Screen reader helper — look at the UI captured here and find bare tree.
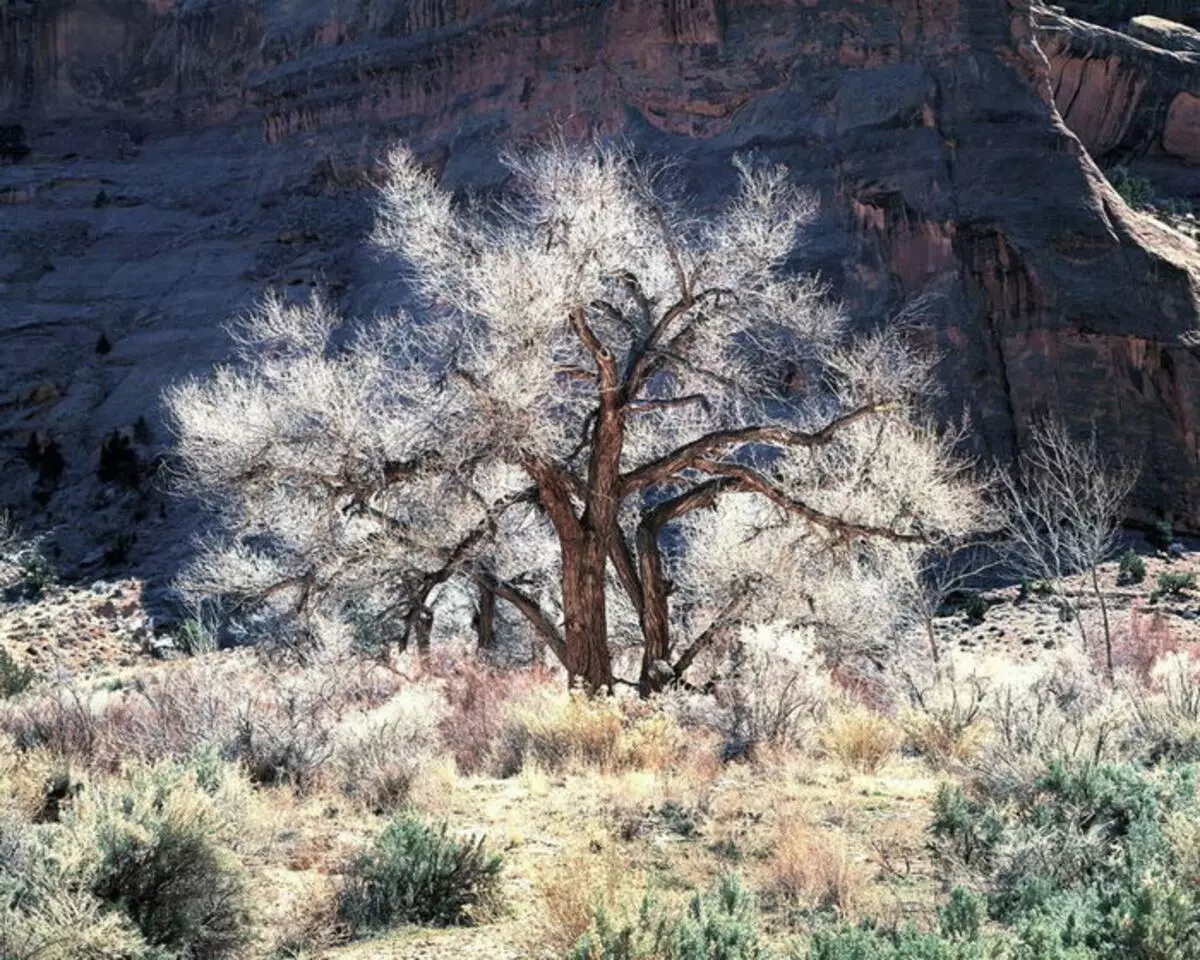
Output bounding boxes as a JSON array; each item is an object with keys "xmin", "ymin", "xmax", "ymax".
[
  {"xmin": 167, "ymin": 141, "xmax": 985, "ymax": 693},
  {"xmin": 898, "ymin": 540, "xmax": 1001, "ymax": 664},
  {"xmin": 998, "ymin": 418, "xmax": 1137, "ymax": 679}
]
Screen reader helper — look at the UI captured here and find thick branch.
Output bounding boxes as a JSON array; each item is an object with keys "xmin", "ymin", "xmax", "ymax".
[
  {"xmin": 621, "ymin": 402, "xmax": 895, "ymax": 493},
  {"xmin": 475, "ymin": 571, "xmax": 568, "ymax": 667},
  {"xmin": 524, "ymin": 457, "xmax": 584, "ymax": 542},
  {"xmin": 693, "ymin": 459, "xmax": 926, "ymax": 544}
]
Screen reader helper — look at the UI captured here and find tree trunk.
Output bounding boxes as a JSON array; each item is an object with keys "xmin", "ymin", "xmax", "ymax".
[
  {"xmin": 475, "ymin": 582, "xmax": 496, "ymax": 652},
  {"xmin": 924, "ymin": 615, "xmax": 941, "ymax": 664},
  {"xmin": 406, "ymin": 604, "xmax": 433, "ymax": 656},
  {"xmin": 636, "ymin": 524, "xmax": 672, "ymax": 695},
  {"xmin": 1092, "ymin": 566, "xmax": 1114, "ymax": 681},
  {"xmin": 561, "ymin": 535, "xmax": 615, "ymax": 692}
]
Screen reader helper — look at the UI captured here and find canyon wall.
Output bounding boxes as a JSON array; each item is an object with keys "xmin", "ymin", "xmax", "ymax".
[{"xmin": 2, "ymin": 0, "xmax": 1199, "ymax": 583}]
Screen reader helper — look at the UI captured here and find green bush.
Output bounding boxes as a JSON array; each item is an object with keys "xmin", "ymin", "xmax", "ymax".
[
  {"xmin": 928, "ymin": 761, "xmax": 1200, "ymax": 960},
  {"xmin": 176, "ymin": 616, "xmax": 218, "ymax": 656},
  {"xmin": 809, "ymin": 925, "xmax": 990, "ymax": 960},
  {"xmin": 937, "ymin": 888, "xmax": 987, "ymax": 942},
  {"xmin": 569, "ymin": 874, "xmax": 781, "ymax": 960},
  {"xmin": 1116, "ymin": 549, "xmax": 1146, "ymax": 585},
  {"xmin": 929, "ymin": 783, "xmax": 1004, "ymax": 870},
  {"xmin": 1, "ymin": 759, "xmax": 252, "ymax": 960},
  {"xmin": 0, "ymin": 646, "xmax": 34, "ymax": 699},
  {"xmin": 17, "ymin": 553, "xmax": 55, "ymax": 601},
  {"xmin": 1108, "ymin": 166, "xmax": 1154, "ymax": 209},
  {"xmin": 70, "ymin": 761, "xmax": 253, "ymax": 959},
  {"xmin": 1149, "ymin": 519, "xmax": 1174, "ymax": 552},
  {"xmin": 338, "ymin": 817, "xmax": 502, "ymax": 935},
  {"xmin": 1155, "ymin": 571, "xmax": 1195, "ymax": 598}
]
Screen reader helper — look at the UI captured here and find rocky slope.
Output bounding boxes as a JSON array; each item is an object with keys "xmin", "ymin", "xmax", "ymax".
[{"xmin": 2, "ymin": 0, "xmax": 1200, "ymax": 593}]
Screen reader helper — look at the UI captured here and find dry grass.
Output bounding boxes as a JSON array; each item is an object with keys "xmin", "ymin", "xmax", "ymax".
[
  {"xmin": 504, "ymin": 687, "xmax": 695, "ymax": 776},
  {"xmin": 0, "ymin": 649, "xmax": 951, "ymax": 959},
  {"xmin": 900, "ymin": 709, "xmax": 992, "ymax": 768},
  {"xmin": 270, "ymin": 877, "xmax": 350, "ymax": 957},
  {"xmin": 526, "ymin": 849, "xmax": 635, "ymax": 958},
  {"xmin": 0, "ymin": 741, "xmax": 66, "ymax": 821},
  {"xmin": 769, "ymin": 826, "xmax": 865, "ymax": 916},
  {"xmin": 819, "ymin": 706, "xmax": 901, "ymax": 774}
]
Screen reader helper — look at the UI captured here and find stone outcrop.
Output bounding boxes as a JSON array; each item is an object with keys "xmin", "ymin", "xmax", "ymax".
[
  {"xmin": 2, "ymin": 0, "xmax": 1200, "ymax": 585},
  {"xmin": 1038, "ymin": 9, "xmax": 1200, "ymax": 164},
  {"xmin": 1056, "ymin": 1, "xmax": 1200, "ymax": 31},
  {"xmin": 1128, "ymin": 15, "xmax": 1200, "ymax": 54}
]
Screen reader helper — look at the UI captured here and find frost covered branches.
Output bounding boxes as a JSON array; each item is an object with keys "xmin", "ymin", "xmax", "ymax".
[{"xmin": 168, "ymin": 141, "xmax": 985, "ymax": 692}]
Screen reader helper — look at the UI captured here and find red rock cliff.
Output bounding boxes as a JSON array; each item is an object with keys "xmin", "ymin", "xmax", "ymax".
[{"xmin": 2, "ymin": 0, "xmax": 1199, "ymax": 573}]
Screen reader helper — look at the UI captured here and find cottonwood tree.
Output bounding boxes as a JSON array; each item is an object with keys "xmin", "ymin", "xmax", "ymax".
[
  {"xmin": 168, "ymin": 142, "xmax": 984, "ymax": 693},
  {"xmin": 999, "ymin": 418, "xmax": 1137, "ymax": 679}
]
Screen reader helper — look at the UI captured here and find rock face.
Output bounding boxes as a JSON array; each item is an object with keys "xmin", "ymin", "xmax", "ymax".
[
  {"xmin": 1039, "ymin": 9, "xmax": 1200, "ymax": 164},
  {"xmin": 2, "ymin": 0, "xmax": 1200, "ymax": 587},
  {"xmin": 1056, "ymin": 1, "xmax": 1200, "ymax": 31},
  {"xmin": 1127, "ymin": 15, "xmax": 1200, "ymax": 54}
]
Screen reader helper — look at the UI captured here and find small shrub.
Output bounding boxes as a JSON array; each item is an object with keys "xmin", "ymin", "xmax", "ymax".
[
  {"xmin": 715, "ymin": 640, "xmax": 831, "ymax": 758},
  {"xmin": 1108, "ymin": 165, "xmax": 1154, "ymax": 209},
  {"xmin": 623, "ymin": 706, "xmax": 690, "ymax": 772},
  {"xmin": 271, "ymin": 880, "xmax": 350, "ymax": 957},
  {"xmin": 333, "ymin": 691, "xmax": 442, "ymax": 813},
  {"xmin": 337, "ymin": 817, "xmax": 502, "ymax": 935},
  {"xmin": 1117, "ymin": 549, "xmax": 1146, "ymax": 585},
  {"xmin": 1130, "ymin": 655, "xmax": 1200, "ymax": 763},
  {"xmin": 930, "ymin": 760, "xmax": 1200, "ymax": 960},
  {"xmin": 820, "ymin": 708, "xmax": 900, "ymax": 774},
  {"xmin": 233, "ymin": 686, "xmax": 335, "ymax": 791},
  {"xmin": 97, "ymin": 430, "xmax": 141, "ymax": 487},
  {"xmin": 568, "ymin": 873, "xmax": 776, "ymax": 960},
  {"xmin": 0, "ymin": 743, "xmax": 64, "ymax": 821},
  {"xmin": 930, "ymin": 782, "xmax": 1005, "ymax": 870},
  {"xmin": 435, "ymin": 659, "xmax": 551, "ymax": 775},
  {"xmin": 0, "ymin": 882, "xmax": 152, "ymax": 960},
  {"xmin": 529, "ymin": 850, "xmax": 627, "ymax": 958},
  {"xmin": 68, "ymin": 760, "xmax": 253, "ymax": 958},
  {"xmin": 1155, "ymin": 571, "xmax": 1195, "ymax": 598},
  {"xmin": 17, "ymin": 553, "xmax": 55, "ymax": 601},
  {"xmin": 962, "ymin": 593, "xmax": 986, "ymax": 626},
  {"xmin": 809, "ymin": 925, "xmax": 990, "ymax": 959},
  {"xmin": 979, "ymin": 661, "xmax": 1125, "ymax": 783},
  {"xmin": 176, "ymin": 616, "xmax": 219, "ymax": 655},
  {"xmin": 937, "ymin": 887, "xmax": 987, "ymax": 942},
  {"xmin": 900, "ymin": 671, "xmax": 990, "ymax": 769},
  {"xmin": 0, "ymin": 647, "xmax": 34, "ymax": 699},
  {"xmin": 1149, "ymin": 519, "xmax": 1174, "ymax": 552},
  {"xmin": 658, "ymin": 800, "xmax": 701, "ymax": 838},
  {"xmin": 1108, "ymin": 605, "xmax": 1187, "ymax": 683}
]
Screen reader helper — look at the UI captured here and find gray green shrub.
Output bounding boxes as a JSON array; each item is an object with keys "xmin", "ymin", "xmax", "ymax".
[{"xmin": 338, "ymin": 817, "xmax": 502, "ymax": 935}]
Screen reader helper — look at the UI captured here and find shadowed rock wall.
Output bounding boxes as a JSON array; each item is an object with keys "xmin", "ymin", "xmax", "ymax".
[{"xmin": 2, "ymin": 0, "xmax": 1199, "ymax": 584}]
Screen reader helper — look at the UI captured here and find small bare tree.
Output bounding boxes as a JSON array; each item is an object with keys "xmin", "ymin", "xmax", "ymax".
[
  {"xmin": 898, "ymin": 540, "xmax": 1001, "ymax": 664},
  {"xmin": 998, "ymin": 418, "xmax": 1137, "ymax": 679},
  {"xmin": 167, "ymin": 141, "xmax": 985, "ymax": 693}
]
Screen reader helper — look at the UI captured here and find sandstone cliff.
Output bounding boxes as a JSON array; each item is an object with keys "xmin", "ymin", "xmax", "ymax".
[
  {"xmin": 2, "ymin": 0, "xmax": 1199, "ymax": 586},
  {"xmin": 1039, "ymin": 9, "xmax": 1200, "ymax": 164}
]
